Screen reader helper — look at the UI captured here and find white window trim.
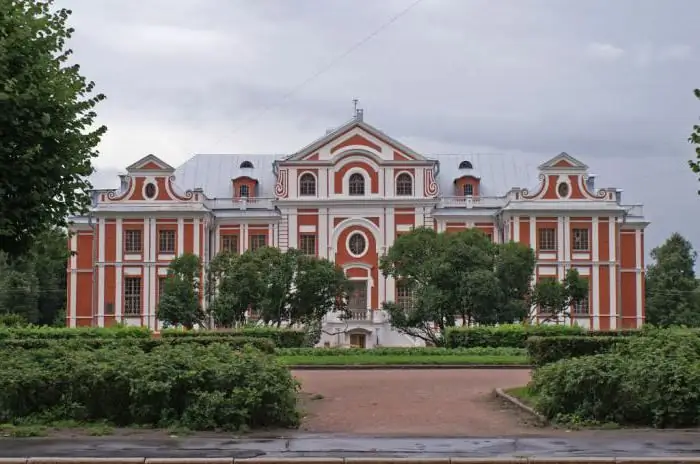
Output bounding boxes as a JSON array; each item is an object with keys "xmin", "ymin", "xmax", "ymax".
[
  {"xmin": 346, "ymin": 230, "xmax": 370, "ymax": 258},
  {"xmin": 344, "ymin": 167, "xmax": 370, "ymax": 196},
  {"xmin": 395, "ymin": 171, "xmax": 414, "ymax": 196},
  {"xmin": 298, "ymin": 171, "xmax": 318, "ymax": 197},
  {"xmin": 142, "ymin": 176, "xmax": 159, "ymax": 201}
]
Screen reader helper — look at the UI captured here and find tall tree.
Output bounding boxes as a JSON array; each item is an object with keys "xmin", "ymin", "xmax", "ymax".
[
  {"xmin": 380, "ymin": 228, "xmax": 536, "ymax": 345},
  {"xmin": 688, "ymin": 89, "xmax": 700, "ymax": 193},
  {"xmin": 645, "ymin": 233, "xmax": 700, "ymax": 327},
  {"xmin": 157, "ymin": 253, "xmax": 204, "ymax": 329},
  {"xmin": 0, "ymin": 1, "xmax": 107, "ymax": 256}
]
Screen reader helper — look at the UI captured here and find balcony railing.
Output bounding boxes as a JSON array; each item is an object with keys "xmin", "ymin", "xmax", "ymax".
[
  {"xmin": 438, "ymin": 196, "xmax": 505, "ymax": 209},
  {"xmin": 208, "ymin": 197, "xmax": 275, "ymax": 210},
  {"xmin": 347, "ymin": 309, "xmax": 371, "ymax": 321}
]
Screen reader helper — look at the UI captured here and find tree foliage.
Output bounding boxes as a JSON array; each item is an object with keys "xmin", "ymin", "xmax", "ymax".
[
  {"xmin": 379, "ymin": 228, "xmax": 536, "ymax": 345},
  {"xmin": 688, "ymin": 89, "xmax": 700, "ymax": 194},
  {"xmin": 156, "ymin": 253, "xmax": 204, "ymax": 330},
  {"xmin": 530, "ymin": 268, "xmax": 589, "ymax": 322},
  {"xmin": 645, "ymin": 232, "xmax": 700, "ymax": 327},
  {"xmin": 0, "ymin": 0, "xmax": 106, "ymax": 256},
  {"xmin": 208, "ymin": 247, "xmax": 348, "ymax": 328}
]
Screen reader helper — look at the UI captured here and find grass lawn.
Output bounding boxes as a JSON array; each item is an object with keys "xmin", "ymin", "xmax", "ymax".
[
  {"xmin": 504, "ymin": 386, "xmax": 537, "ymax": 406},
  {"xmin": 278, "ymin": 354, "xmax": 529, "ymax": 366}
]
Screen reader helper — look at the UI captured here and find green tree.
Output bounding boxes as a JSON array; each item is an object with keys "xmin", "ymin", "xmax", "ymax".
[
  {"xmin": 379, "ymin": 228, "xmax": 536, "ymax": 345},
  {"xmin": 688, "ymin": 89, "xmax": 700, "ymax": 193},
  {"xmin": 645, "ymin": 233, "xmax": 700, "ymax": 327},
  {"xmin": 530, "ymin": 268, "xmax": 589, "ymax": 322},
  {"xmin": 157, "ymin": 253, "xmax": 204, "ymax": 329},
  {"xmin": 0, "ymin": 1, "xmax": 106, "ymax": 256}
]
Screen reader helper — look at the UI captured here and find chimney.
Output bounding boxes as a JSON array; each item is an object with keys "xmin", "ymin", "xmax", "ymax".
[
  {"xmin": 586, "ymin": 175, "xmax": 595, "ymax": 191},
  {"xmin": 356, "ymin": 108, "xmax": 364, "ymax": 121},
  {"xmin": 119, "ymin": 174, "xmax": 129, "ymax": 191}
]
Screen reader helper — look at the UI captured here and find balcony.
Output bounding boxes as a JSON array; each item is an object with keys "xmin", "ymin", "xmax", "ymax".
[
  {"xmin": 438, "ymin": 196, "xmax": 505, "ymax": 209},
  {"xmin": 347, "ymin": 309, "xmax": 372, "ymax": 321}
]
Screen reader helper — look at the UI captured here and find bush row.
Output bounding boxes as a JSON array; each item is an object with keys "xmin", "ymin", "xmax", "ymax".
[
  {"xmin": 276, "ymin": 346, "xmax": 526, "ymax": 356},
  {"xmin": 444, "ymin": 324, "xmax": 641, "ymax": 349},
  {"xmin": 0, "ymin": 326, "xmax": 152, "ymax": 339},
  {"xmin": 0, "ymin": 336, "xmax": 276, "ymax": 354},
  {"xmin": 526, "ymin": 336, "xmax": 624, "ymax": 366},
  {"xmin": 161, "ymin": 327, "xmax": 306, "ymax": 348},
  {"xmin": 0, "ymin": 343, "xmax": 299, "ymax": 431},
  {"xmin": 530, "ymin": 331, "xmax": 700, "ymax": 428}
]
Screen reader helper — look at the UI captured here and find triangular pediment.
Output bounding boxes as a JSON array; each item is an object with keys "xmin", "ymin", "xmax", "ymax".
[
  {"xmin": 538, "ymin": 152, "xmax": 588, "ymax": 171},
  {"xmin": 126, "ymin": 154, "xmax": 175, "ymax": 173},
  {"xmin": 286, "ymin": 118, "xmax": 428, "ymax": 162}
]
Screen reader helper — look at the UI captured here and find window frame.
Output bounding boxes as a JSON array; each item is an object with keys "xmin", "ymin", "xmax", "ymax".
[
  {"xmin": 299, "ymin": 234, "xmax": 316, "ymax": 256},
  {"xmin": 572, "ymin": 228, "xmax": 590, "ymax": 251},
  {"xmin": 395, "ymin": 173, "xmax": 412, "ymax": 196},
  {"xmin": 299, "ymin": 173, "xmax": 316, "ymax": 196},
  {"xmin": 250, "ymin": 234, "xmax": 267, "ymax": 251},
  {"xmin": 221, "ymin": 234, "xmax": 239, "ymax": 254},
  {"xmin": 158, "ymin": 229, "xmax": 176, "ymax": 254},
  {"xmin": 538, "ymin": 227, "xmax": 557, "ymax": 251},
  {"xmin": 124, "ymin": 277, "xmax": 142, "ymax": 316},
  {"xmin": 348, "ymin": 173, "xmax": 365, "ymax": 196},
  {"xmin": 124, "ymin": 229, "xmax": 143, "ymax": 254}
]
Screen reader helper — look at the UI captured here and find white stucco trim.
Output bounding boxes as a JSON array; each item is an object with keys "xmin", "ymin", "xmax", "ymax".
[
  {"xmin": 142, "ymin": 176, "xmax": 159, "ymax": 201},
  {"xmin": 346, "ymin": 230, "xmax": 370, "ymax": 258},
  {"xmin": 297, "ymin": 171, "xmax": 318, "ymax": 197},
  {"xmin": 394, "ymin": 170, "xmax": 414, "ymax": 197},
  {"xmin": 331, "ymin": 217, "xmax": 382, "ymax": 254},
  {"xmin": 343, "ymin": 167, "xmax": 371, "ymax": 197}
]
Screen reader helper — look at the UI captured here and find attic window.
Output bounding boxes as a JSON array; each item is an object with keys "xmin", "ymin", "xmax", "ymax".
[
  {"xmin": 240, "ymin": 161, "xmax": 254, "ymax": 169},
  {"xmin": 459, "ymin": 161, "xmax": 473, "ymax": 169}
]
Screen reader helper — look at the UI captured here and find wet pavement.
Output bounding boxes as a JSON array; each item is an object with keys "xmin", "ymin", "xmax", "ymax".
[{"xmin": 2, "ymin": 433, "xmax": 700, "ymax": 458}]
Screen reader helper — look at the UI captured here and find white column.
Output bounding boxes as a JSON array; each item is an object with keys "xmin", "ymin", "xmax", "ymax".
[
  {"xmin": 609, "ymin": 216, "xmax": 617, "ymax": 330},
  {"xmin": 194, "ymin": 218, "xmax": 201, "ymax": 256},
  {"xmin": 143, "ymin": 218, "xmax": 152, "ymax": 326},
  {"xmin": 215, "ymin": 224, "xmax": 221, "ymax": 254},
  {"xmin": 289, "ymin": 168, "xmax": 298, "ymax": 198},
  {"xmin": 268, "ymin": 223, "xmax": 274, "ymax": 247},
  {"xmin": 635, "ymin": 228, "xmax": 643, "ymax": 327},
  {"xmin": 242, "ymin": 223, "xmax": 249, "ymax": 251},
  {"xmin": 319, "ymin": 208, "xmax": 329, "ymax": 259},
  {"xmin": 97, "ymin": 218, "xmax": 105, "ymax": 327},
  {"xmin": 513, "ymin": 216, "xmax": 520, "ymax": 242},
  {"xmin": 529, "ymin": 217, "xmax": 536, "ymax": 251},
  {"xmin": 415, "ymin": 168, "xmax": 425, "ymax": 199},
  {"xmin": 69, "ymin": 233, "xmax": 77, "ymax": 328},
  {"xmin": 288, "ymin": 213, "xmax": 298, "ymax": 249},
  {"xmin": 591, "ymin": 217, "xmax": 600, "ymax": 330},
  {"xmin": 318, "ymin": 169, "xmax": 328, "ymax": 198},
  {"xmin": 413, "ymin": 207, "xmax": 422, "ymax": 230},
  {"xmin": 557, "ymin": 216, "xmax": 565, "ymax": 325},
  {"xmin": 177, "ymin": 217, "xmax": 184, "ymax": 255}
]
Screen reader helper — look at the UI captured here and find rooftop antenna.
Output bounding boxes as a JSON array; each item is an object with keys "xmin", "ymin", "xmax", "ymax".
[
  {"xmin": 353, "ymin": 98, "xmax": 364, "ymax": 121},
  {"xmin": 353, "ymin": 98, "xmax": 359, "ymax": 117}
]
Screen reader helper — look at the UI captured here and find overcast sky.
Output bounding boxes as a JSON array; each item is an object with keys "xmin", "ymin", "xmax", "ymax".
[{"xmin": 63, "ymin": 0, "xmax": 700, "ymax": 262}]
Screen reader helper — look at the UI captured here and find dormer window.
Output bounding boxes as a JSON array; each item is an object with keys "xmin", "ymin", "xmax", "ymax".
[
  {"xmin": 396, "ymin": 173, "xmax": 412, "ymax": 196},
  {"xmin": 239, "ymin": 185, "xmax": 250, "ymax": 197},
  {"xmin": 299, "ymin": 173, "xmax": 316, "ymax": 196},
  {"xmin": 459, "ymin": 160, "xmax": 473, "ymax": 170},
  {"xmin": 240, "ymin": 161, "xmax": 254, "ymax": 169},
  {"xmin": 464, "ymin": 184, "xmax": 474, "ymax": 196}
]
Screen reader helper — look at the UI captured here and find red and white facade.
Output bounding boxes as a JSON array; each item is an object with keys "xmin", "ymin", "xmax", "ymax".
[{"xmin": 67, "ymin": 114, "xmax": 648, "ymax": 347}]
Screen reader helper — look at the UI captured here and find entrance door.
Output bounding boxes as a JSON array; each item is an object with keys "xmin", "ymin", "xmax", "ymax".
[{"xmin": 349, "ymin": 333, "xmax": 366, "ymax": 348}]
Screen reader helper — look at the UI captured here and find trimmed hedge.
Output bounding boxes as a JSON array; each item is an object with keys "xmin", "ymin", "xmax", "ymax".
[
  {"xmin": 530, "ymin": 331, "xmax": 700, "ymax": 428},
  {"xmin": 161, "ymin": 327, "xmax": 305, "ymax": 348},
  {"xmin": 0, "ymin": 343, "xmax": 299, "ymax": 431},
  {"xmin": 276, "ymin": 346, "xmax": 525, "ymax": 356},
  {"xmin": 0, "ymin": 336, "xmax": 276, "ymax": 354},
  {"xmin": 0, "ymin": 326, "xmax": 151, "ymax": 340},
  {"xmin": 526, "ymin": 336, "xmax": 623, "ymax": 366}
]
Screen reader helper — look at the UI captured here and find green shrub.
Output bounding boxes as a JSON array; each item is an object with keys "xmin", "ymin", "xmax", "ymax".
[
  {"xmin": 444, "ymin": 324, "xmax": 584, "ymax": 348},
  {"xmin": 0, "ymin": 343, "xmax": 299, "ymax": 431},
  {"xmin": 0, "ymin": 314, "xmax": 29, "ymax": 327},
  {"xmin": 526, "ymin": 336, "xmax": 623, "ymax": 366},
  {"xmin": 276, "ymin": 346, "xmax": 525, "ymax": 356},
  {"xmin": 161, "ymin": 327, "xmax": 305, "ymax": 348},
  {"xmin": 0, "ymin": 336, "xmax": 275, "ymax": 354},
  {"xmin": 0, "ymin": 326, "xmax": 151, "ymax": 340},
  {"xmin": 530, "ymin": 331, "xmax": 700, "ymax": 428}
]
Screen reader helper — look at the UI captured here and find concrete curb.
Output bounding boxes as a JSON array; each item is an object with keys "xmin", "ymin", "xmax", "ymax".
[
  {"xmin": 494, "ymin": 387, "xmax": 546, "ymax": 423},
  {"xmin": 288, "ymin": 364, "xmax": 532, "ymax": 370},
  {"xmin": 6, "ymin": 458, "xmax": 700, "ymax": 463}
]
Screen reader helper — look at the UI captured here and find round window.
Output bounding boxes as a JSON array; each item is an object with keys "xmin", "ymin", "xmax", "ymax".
[
  {"xmin": 348, "ymin": 233, "xmax": 367, "ymax": 256},
  {"xmin": 145, "ymin": 182, "xmax": 157, "ymax": 199},
  {"xmin": 557, "ymin": 182, "xmax": 569, "ymax": 198}
]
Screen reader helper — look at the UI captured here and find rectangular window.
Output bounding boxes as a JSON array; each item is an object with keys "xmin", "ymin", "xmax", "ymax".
[
  {"xmin": 396, "ymin": 280, "xmax": 415, "ymax": 312},
  {"xmin": 572, "ymin": 228, "xmax": 590, "ymax": 251},
  {"xmin": 159, "ymin": 230, "xmax": 176, "ymax": 254},
  {"xmin": 538, "ymin": 227, "xmax": 557, "ymax": 251},
  {"xmin": 573, "ymin": 294, "xmax": 590, "ymax": 315},
  {"xmin": 158, "ymin": 277, "xmax": 166, "ymax": 301},
  {"xmin": 250, "ymin": 234, "xmax": 267, "ymax": 251},
  {"xmin": 124, "ymin": 277, "xmax": 142, "ymax": 316},
  {"xmin": 221, "ymin": 234, "xmax": 239, "ymax": 254},
  {"xmin": 125, "ymin": 230, "xmax": 142, "ymax": 253},
  {"xmin": 299, "ymin": 234, "xmax": 316, "ymax": 256}
]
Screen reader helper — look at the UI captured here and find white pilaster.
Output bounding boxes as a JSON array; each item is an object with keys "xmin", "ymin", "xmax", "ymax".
[
  {"xmin": 513, "ymin": 216, "xmax": 520, "ymax": 242},
  {"xmin": 529, "ymin": 217, "xmax": 536, "ymax": 251},
  {"xmin": 268, "ymin": 223, "xmax": 274, "ymax": 247},
  {"xmin": 591, "ymin": 217, "xmax": 599, "ymax": 330},
  {"xmin": 563, "ymin": 216, "xmax": 571, "ymax": 263},
  {"xmin": 149, "ymin": 261, "xmax": 157, "ymax": 330},
  {"xmin": 635, "ymin": 228, "xmax": 643, "ymax": 327},
  {"xmin": 386, "ymin": 207, "xmax": 396, "ymax": 248},
  {"xmin": 288, "ymin": 213, "xmax": 298, "ymax": 249},
  {"xmin": 215, "ymin": 224, "xmax": 221, "ymax": 254},
  {"xmin": 319, "ymin": 208, "xmax": 329, "ymax": 259},
  {"xmin": 242, "ymin": 223, "xmax": 249, "ymax": 251},
  {"xmin": 415, "ymin": 168, "xmax": 425, "ymax": 199},
  {"xmin": 97, "ymin": 218, "xmax": 105, "ymax": 327},
  {"xmin": 413, "ymin": 207, "xmax": 422, "ymax": 230},
  {"xmin": 609, "ymin": 216, "xmax": 617, "ymax": 329},
  {"xmin": 319, "ymin": 169, "xmax": 328, "ymax": 198},
  {"xmin": 289, "ymin": 168, "xmax": 298, "ymax": 198},
  {"xmin": 193, "ymin": 218, "xmax": 201, "ymax": 256},
  {"xmin": 177, "ymin": 218, "xmax": 184, "ymax": 255},
  {"xmin": 557, "ymin": 217, "xmax": 565, "ymax": 267},
  {"xmin": 69, "ymin": 233, "xmax": 77, "ymax": 328}
]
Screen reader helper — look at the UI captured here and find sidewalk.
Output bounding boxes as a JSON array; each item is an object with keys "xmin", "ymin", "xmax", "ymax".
[{"xmin": 2, "ymin": 433, "xmax": 700, "ymax": 458}]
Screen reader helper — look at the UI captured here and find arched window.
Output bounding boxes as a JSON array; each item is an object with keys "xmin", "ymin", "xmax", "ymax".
[
  {"xmin": 459, "ymin": 160, "xmax": 473, "ymax": 169},
  {"xmin": 240, "ymin": 161, "xmax": 254, "ymax": 169},
  {"xmin": 348, "ymin": 173, "xmax": 365, "ymax": 196},
  {"xmin": 299, "ymin": 173, "xmax": 316, "ymax": 196},
  {"xmin": 395, "ymin": 173, "xmax": 412, "ymax": 196},
  {"xmin": 239, "ymin": 185, "xmax": 250, "ymax": 197},
  {"xmin": 464, "ymin": 184, "xmax": 474, "ymax": 196}
]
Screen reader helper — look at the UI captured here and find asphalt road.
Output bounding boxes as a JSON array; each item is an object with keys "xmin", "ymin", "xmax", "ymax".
[{"xmin": 2, "ymin": 433, "xmax": 700, "ymax": 458}]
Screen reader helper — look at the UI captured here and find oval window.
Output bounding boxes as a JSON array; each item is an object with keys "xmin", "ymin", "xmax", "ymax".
[
  {"xmin": 557, "ymin": 182, "xmax": 569, "ymax": 198},
  {"xmin": 348, "ymin": 233, "xmax": 367, "ymax": 256},
  {"xmin": 145, "ymin": 182, "xmax": 157, "ymax": 199}
]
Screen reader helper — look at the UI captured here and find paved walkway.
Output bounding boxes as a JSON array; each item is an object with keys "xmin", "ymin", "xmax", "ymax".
[{"xmin": 2, "ymin": 433, "xmax": 700, "ymax": 458}]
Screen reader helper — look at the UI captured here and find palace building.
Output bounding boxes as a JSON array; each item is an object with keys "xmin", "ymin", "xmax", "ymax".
[{"xmin": 67, "ymin": 113, "xmax": 648, "ymax": 347}]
